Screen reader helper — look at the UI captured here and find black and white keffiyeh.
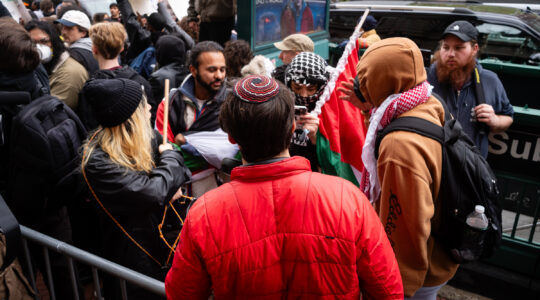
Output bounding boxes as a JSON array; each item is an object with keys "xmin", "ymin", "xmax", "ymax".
[
  {"xmin": 285, "ymin": 52, "xmax": 330, "ymax": 110},
  {"xmin": 285, "ymin": 52, "xmax": 329, "ymax": 87}
]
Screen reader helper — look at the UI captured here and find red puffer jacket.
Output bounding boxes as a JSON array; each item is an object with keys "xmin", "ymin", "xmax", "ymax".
[{"xmin": 165, "ymin": 157, "xmax": 403, "ymax": 299}]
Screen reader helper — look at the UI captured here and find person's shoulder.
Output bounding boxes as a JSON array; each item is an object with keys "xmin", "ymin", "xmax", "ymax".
[
  {"xmin": 64, "ymin": 57, "xmax": 87, "ymax": 73},
  {"xmin": 309, "ymin": 172, "xmax": 364, "ymax": 196},
  {"xmin": 185, "ymin": 182, "xmax": 236, "ymax": 221},
  {"xmin": 479, "ymin": 67, "xmax": 502, "ymax": 84}
]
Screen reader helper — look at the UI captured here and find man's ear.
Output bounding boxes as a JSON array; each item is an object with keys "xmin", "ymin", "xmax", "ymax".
[
  {"xmin": 291, "ymin": 121, "xmax": 296, "ymax": 133},
  {"xmin": 189, "ymin": 65, "xmax": 197, "ymax": 77},
  {"xmin": 91, "ymin": 44, "xmax": 98, "ymax": 56},
  {"xmin": 472, "ymin": 42, "xmax": 480, "ymax": 56},
  {"xmin": 228, "ymin": 135, "xmax": 237, "ymax": 145}
]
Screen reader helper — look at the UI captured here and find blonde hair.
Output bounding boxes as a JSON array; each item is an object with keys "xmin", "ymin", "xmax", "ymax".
[
  {"xmin": 89, "ymin": 22, "xmax": 127, "ymax": 59},
  {"xmin": 82, "ymin": 97, "xmax": 155, "ymax": 173}
]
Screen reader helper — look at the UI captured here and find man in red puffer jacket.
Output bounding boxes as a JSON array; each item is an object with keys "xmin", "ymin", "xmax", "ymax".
[{"xmin": 165, "ymin": 75, "xmax": 403, "ymax": 299}]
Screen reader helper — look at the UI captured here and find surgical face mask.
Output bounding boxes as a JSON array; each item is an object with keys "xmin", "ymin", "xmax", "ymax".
[{"xmin": 36, "ymin": 43, "xmax": 53, "ymax": 63}]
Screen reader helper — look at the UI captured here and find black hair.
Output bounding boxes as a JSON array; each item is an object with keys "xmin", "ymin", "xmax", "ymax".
[
  {"xmin": 25, "ymin": 20, "xmax": 66, "ymax": 74},
  {"xmin": 189, "ymin": 41, "xmax": 224, "ymax": 69},
  {"xmin": 147, "ymin": 12, "xmax": 166, "ymax": 32},
  {"xmin": 219, "ymin": 82, "xmax": 295, "ymax": 162}
]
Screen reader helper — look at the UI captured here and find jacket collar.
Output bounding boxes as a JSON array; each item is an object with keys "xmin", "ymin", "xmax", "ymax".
[
  {"xmin": 231, "ymin": 156, "xmax": 311, "ymax": 182},
  {"xmin": 179, "ymin": 74, "xmax": 227, "ymax": 104},
  {"xmin": 70, "ymin": 37, "xmax": 92, "ymax": 51}
]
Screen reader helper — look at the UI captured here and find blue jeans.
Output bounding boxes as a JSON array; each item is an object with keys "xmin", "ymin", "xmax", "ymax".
[{"xmin": 405, "ymin": 282, "xmax": 447, "ymax": 300}]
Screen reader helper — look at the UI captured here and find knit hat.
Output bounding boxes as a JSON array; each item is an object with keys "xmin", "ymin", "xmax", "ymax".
[
  {"xmin": 155, "ymin": 35, "xmax": 186, "ymax": 67},
  {"xmin": 362, "ymin": 16, "xmax": 377, "ymax": 31},
  {"xmin": 148, "ymin": 12, "xmax": 167, "ymax": 32},
  {"xmin": 83, "ymin": 78, "xmax": 143, "ymax": 127},
  {"xmin": 233, "ymin": 75, "xmax": 280, "ymax": 104},
  {"xmin": 285, "ymin": 52, "xmax": 329, "ymax": 87},
  {"xmin": 274, "ymin": 33, "xmax": 314, "ymax": 52}
]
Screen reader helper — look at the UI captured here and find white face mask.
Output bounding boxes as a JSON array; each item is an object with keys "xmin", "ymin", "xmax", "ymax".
[{"xmin": 36, "ymin": 43, "xmax": 53, "ymax": 63}]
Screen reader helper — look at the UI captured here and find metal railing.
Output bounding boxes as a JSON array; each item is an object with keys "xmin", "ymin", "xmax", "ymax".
[
  {"xmin": 20, "ymin": 225, "xmax": 166, "ymax": 300},
  {"xmin": 496, "ymin": 173, "xmax": 540, "ymax": 246}
]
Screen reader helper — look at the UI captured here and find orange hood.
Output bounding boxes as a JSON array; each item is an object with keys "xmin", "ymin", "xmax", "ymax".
[{"xmin": 356, "ymin": 37, "xmax": 426, "ymax": 107}]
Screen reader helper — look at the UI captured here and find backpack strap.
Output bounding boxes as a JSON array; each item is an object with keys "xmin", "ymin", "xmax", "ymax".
[
  {"xmin": 0, "ymin": 194, "xmax": 21, "ymax": 271},
  {"xmin": 375, "ymin": 117, "xmax": 444, "ymax": 159},
  {"xmin": 473, "ymin": 67, "xmax": 486, "ymax": 105},
  {"xmin": 472, "ymin": 67, "xmax": 488, "ymax": 135}
]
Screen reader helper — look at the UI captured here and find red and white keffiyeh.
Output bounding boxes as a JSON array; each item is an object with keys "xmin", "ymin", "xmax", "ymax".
[{"xmin": 360, "ymin": 81, "xmax": 432, "ymax": 202}]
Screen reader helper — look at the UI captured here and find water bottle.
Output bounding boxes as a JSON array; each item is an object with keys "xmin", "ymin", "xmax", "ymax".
[
  {"xmin": 451, "ymin": 205, "xmax": 489, "ymax": 262},
  {"xmin": 465, "ymin": 205, "xmax": 489, "ymax": 230}
]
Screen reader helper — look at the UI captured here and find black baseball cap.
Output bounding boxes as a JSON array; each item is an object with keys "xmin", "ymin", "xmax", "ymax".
[{"xmin": 443, "ymin": 21, "xmax": 479, "ymax": 42}]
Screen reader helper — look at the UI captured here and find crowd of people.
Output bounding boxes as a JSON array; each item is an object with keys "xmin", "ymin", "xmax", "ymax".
[{"xmin": 0, "ymin": 0, "xmax": 514, "ymax": 299}]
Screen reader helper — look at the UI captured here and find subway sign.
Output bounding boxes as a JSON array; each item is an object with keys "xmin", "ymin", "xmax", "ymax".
[{"xmin": 488, "ymin": 129, "xmax": 540, "ymax": 180}]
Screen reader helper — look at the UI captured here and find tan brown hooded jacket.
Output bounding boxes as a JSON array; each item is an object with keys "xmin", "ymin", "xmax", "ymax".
[{"xmin": 356, "ymin": 37, "xmax": 459, "ymax": 297}]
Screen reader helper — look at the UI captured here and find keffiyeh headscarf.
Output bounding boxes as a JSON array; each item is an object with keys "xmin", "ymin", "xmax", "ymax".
[
  {"xmin": 360, "ymin": 81, "xmax": 432, "ymax": 203},
  {"xmin": 285, "ymin": 52, "xmax": 330, "ymax": 111}
]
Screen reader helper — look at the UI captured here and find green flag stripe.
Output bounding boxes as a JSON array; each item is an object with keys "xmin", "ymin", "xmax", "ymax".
[{"xmin": 316, "ymin": 132, "xmax": 359, "ymax": 186}]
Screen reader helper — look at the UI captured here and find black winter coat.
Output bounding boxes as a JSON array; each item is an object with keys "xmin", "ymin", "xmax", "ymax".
[
  {"xmin": 84, "ymin": 135, "xmax": 190, "ymax": 299},
  {"xmin": 149, "ymin": 62, "xmax": 190, "ymax": 104}
]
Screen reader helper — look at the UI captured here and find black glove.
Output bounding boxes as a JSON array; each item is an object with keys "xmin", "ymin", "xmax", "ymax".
[{"xmin": 353, "ymin": 76, "xmax": 366, "ymax": 103}]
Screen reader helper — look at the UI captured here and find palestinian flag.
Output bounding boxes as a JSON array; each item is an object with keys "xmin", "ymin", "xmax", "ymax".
[{"xmin": 313, "ymin": 13, "xmax": 369, "ymax": 185}]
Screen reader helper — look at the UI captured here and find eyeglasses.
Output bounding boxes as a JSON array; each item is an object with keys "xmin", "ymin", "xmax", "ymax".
[{"xmin": 35, "ymin": 38, "xmax": 51, "ymax": 45}]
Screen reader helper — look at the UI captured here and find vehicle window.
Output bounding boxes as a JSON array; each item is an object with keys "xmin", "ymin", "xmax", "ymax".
[
  {"xmin": 376, "ymin": 16, "xmax": 449, "ymax": 51},
  {"xmin": 477, "ymin": 23, "xmax": 540, "ymax": 64}
]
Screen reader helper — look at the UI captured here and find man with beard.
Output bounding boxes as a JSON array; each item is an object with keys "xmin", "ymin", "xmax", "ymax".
[
  {"xmin": 428, "ymin": 20, "xmax": 513, "ymax": 157},
  {"xmin": 156, "ymin": 41, "xmax": 227, "ymax": 197},
  {"xmin": 25, "ymin": 20, "xmax": 88, "ymax": 109}
]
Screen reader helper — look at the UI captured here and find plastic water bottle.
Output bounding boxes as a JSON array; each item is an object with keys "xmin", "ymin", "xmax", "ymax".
[{"xmin": 465, "ymin": 205, "xmax": 489, "ymax": 230}]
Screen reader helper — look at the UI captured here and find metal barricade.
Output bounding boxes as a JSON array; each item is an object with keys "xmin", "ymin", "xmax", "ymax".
[{"xmin": 20, "ymin": 225, "xmax": 166, "ymax": 300}]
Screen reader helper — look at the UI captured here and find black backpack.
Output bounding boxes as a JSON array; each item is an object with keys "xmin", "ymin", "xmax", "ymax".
[
  {"xmin": 375, "ymin": 96, "xmax": 502, "ymax": 263},
  {"xmin": 8, "ymin": 95, "xmax": 87, "ymax": 219}
]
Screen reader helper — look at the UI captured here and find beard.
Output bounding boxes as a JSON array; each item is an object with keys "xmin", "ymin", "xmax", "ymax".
[
  {"xmin": 433, "ymin": 50, "xmax": 476, "ymax": 90},
  {"xmin": 195, "ymin": 72, "xmax": 223, "ymax": 95}
]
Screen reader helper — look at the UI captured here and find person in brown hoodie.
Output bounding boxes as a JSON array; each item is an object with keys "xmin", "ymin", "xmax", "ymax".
[{"xmin": 341, "ymin": 37, "xmax": 459, "ymax": 299}]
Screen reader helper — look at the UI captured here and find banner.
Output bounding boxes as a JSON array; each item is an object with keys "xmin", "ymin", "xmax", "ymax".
[{"xmin": 1, "ymin": 0, "xmax": 31, "ymax": 22}]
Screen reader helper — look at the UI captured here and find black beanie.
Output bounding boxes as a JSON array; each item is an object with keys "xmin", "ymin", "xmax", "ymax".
[
  {"xmin": 148, "ymin": 12, "xmax": 166, "ymax": 32},
  {"xmin": 83, "ymin": 78, "xmax": 143, "ymax": 128},
  {"xmin": 362, "ymin": 16, "xmax": 377, "ymax": 31},
  {"xmin": 155, "ymin": 35, "xmax": 186, "ymax": 67}
]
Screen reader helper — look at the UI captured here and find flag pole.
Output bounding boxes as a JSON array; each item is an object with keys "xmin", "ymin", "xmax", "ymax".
[
  {"xmin": 312, "ymin": 8, "xmax": 371, "ymax": 117},
  {"xmin": 162, "ymin": 79, "xmax": 170, "ymax": 145}
]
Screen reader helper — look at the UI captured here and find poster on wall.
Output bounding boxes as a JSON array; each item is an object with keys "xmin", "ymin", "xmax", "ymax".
[{"xmin": 255, "ymin": 0, "xmax": 327, "ymax": 45}]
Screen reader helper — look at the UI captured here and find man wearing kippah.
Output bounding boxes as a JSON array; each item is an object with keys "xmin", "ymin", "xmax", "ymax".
[
  {"xmin": 428, "ymin": 20, "xmax": 513, "ymax": 158},
  {"xmin": 272, "ymin": 33, "xmax": 314, "ymax": 83},
  {"xmin": 165, "ymin": 75, "xmax": 404, "ymax": 299}
]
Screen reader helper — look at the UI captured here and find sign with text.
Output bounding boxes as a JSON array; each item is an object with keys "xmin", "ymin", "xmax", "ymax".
[{"xmin": 488, "ymin": 128, "xmax": 540, "ymax": 180}]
